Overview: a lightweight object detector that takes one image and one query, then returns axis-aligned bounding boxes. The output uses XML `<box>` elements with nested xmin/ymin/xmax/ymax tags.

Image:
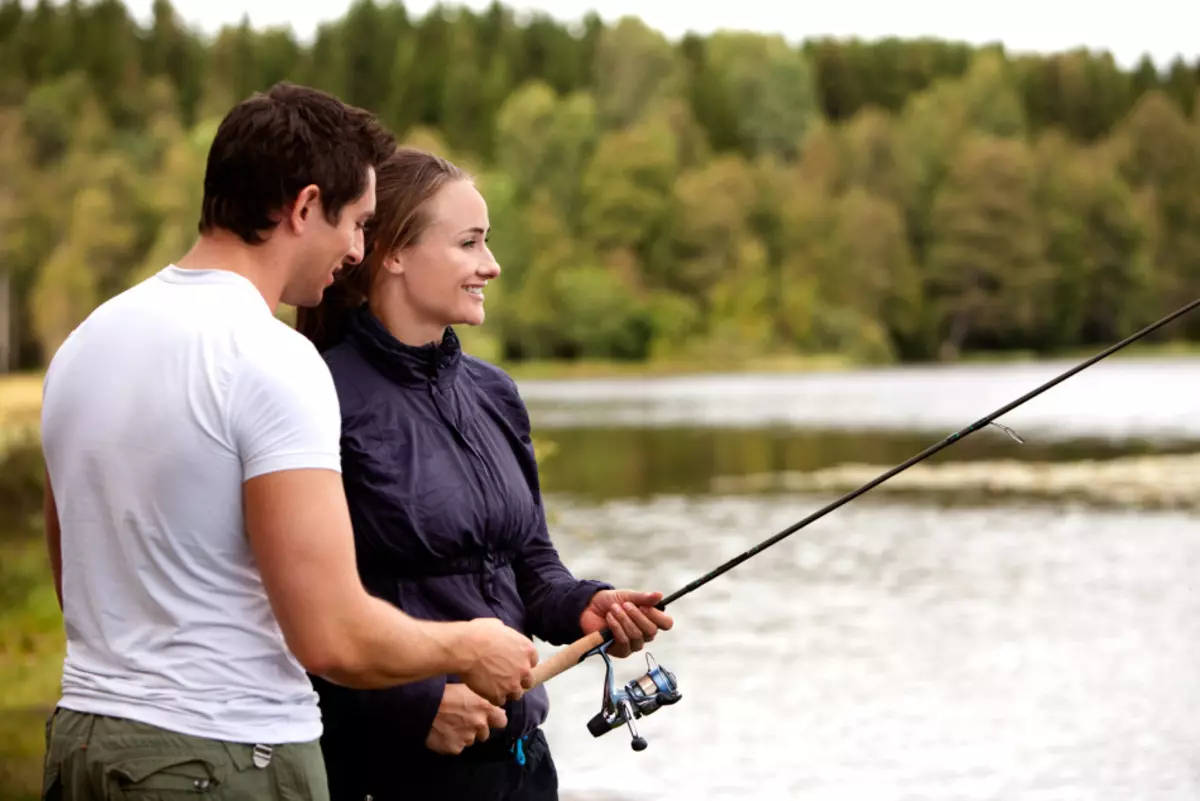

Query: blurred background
<box><xmin>2</xmin><ymin>0</ymin><xmax>1200</xmax><ymax>798</ymax></box>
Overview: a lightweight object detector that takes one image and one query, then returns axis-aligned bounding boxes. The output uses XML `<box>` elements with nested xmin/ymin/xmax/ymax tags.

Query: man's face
<box><xmin>282</xmin><ymin>168</ymin><xmax>376</xmax><ymax>308</ymax></box>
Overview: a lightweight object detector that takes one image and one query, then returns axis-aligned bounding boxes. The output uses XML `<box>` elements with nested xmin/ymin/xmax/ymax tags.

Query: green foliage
<box><xmin>1</xmin><ymin>0</ymin><xmax>1199</xmax><ymax>371</ymax></box>
<box><xmin>0</xmin><ymin>526</ymin><xmax>63</xmax><ymax>801</ymax></box>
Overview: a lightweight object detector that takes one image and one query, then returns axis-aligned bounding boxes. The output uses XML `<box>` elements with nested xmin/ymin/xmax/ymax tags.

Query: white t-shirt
<box><xmin>40</xmin><ymin>264</ymin><xmax>341</xmax><ymax>744</ymax></box>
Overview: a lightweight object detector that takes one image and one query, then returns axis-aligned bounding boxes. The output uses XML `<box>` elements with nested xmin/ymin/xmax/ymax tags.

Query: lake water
<box><xmin>512</xmin><ymin>357</ymin><xmax>1200</xmax><ymax>801</ymax></box>
<box><xmin>518</xmin><ymin>356</ymin><xmax>1200</xmax><ymax>444</ymax></box>
<box><xmin>5</xmin><ymin>356</ymin><xmax>1200</xmax><ymax>800</ymax></box>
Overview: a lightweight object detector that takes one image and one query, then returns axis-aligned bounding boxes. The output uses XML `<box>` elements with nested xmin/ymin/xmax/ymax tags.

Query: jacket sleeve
<box><xmin>515</xmin><ymin>499</ymin><xmax>613</xmax><ymax>646</ymax></box>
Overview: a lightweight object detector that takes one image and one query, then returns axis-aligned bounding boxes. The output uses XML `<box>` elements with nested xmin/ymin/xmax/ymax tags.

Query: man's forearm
<box><xmin>319</xmin><ymin>596</ymin><xmax>476</xmax><ymax>689</ymax></box>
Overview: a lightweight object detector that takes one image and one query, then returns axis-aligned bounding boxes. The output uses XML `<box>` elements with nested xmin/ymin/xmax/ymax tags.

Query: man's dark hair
<box><xmin>198</xmin><ymin>82</ymin><xmax>396</xmax><ymax>245</ymax></box>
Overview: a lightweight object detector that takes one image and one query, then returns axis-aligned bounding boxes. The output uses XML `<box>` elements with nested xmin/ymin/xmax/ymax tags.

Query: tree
<box><xmin>4</xmin><ymin>0</ymin><xmax>1200</xmax><ymax>372</ymax></box>
<box><xmin>1114</xmin><ymin>90</ymin><xmax>1200</xmax><ymax>333</ymax></box>
<box><xmin>591</xmin><ymin>16</ymin><xmax>684</xmax><ymax>131</ymax></box>
<box><xmin>926</xmin><ymin>134</ymin><xmax>1045</xmax><ymax>358</ymax></box>
<box><xmin>704</xmin><ymin>31</ymin><xmax>821</xmax><ymax>160</ymax></box>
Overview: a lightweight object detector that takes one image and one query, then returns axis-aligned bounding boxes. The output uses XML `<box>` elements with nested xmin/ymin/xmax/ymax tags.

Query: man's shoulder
<box><xmin>42</xmin><ymin>278</ymin><xmax>160</xmax><ymax>390</ymax></box>
<box><xmin>55</xmin><ymin>275</ymin><xmax>154</xmax><ymax>336</ymax></box>
<box><xmin>223</xmin><ymin>317</ymin><xmax>342</xmax><ymax>470</ymax></box>
<box><xmin>233</xmin><ymin>315</ymin><xmax>329</xmax><ymax>378</ymax></box>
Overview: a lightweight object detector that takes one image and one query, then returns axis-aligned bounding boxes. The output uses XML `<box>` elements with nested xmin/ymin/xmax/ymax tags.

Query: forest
<box><xmin>1</xmin><ymin>0</ymin><xmax>1199</xmax><ymax>370</ymax></box>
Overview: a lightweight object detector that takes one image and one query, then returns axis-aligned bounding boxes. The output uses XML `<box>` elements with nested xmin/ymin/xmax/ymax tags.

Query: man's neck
<box><xmin>175</xmin><ymin>233</ymin><xmax>288</xmax><ymax>312</ymax></box>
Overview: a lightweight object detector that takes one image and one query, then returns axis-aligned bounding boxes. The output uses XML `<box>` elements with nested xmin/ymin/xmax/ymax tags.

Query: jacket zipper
<box><xmin>428</xmin><ymin>379</ymin><xmax>502</xmax><ymax>606</ymax></box>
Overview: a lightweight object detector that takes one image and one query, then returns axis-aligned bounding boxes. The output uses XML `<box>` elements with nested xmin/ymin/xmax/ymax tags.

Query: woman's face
<box><xmin>380</xmin><ymin>179</ymin><xmax>500</xmax><ymax>338</ymax></box>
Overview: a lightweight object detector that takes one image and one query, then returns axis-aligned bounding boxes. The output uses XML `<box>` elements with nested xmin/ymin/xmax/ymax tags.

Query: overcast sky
<box><xmin>108</xmin><ymin>0</ymin><xmax>1198</xmax><ymax>70</ymax></box>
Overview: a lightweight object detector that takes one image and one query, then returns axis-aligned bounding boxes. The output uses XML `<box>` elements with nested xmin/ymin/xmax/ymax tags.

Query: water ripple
<box><xmin>541</xmin><ymin>493</ymin><xmax>1200</xmax><ymax>801</ymax></box>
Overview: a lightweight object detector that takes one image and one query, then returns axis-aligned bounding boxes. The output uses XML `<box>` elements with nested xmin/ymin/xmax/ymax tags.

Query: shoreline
<box><xmin>710</xmin><ymin>451</ymin><xmax>1200</xmax><ymax>510</ymax></box>
<box><xmin>503</xmin><ymin>340</ymin><xmax>1200</xmax><ymax>381</ymax></box>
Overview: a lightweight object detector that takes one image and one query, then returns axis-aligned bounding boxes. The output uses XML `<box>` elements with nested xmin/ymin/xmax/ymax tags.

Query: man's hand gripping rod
<box><xmin>526</xmin><ymin>295</ymin><xmax>1200</xmax><ymax>751</ymax></box>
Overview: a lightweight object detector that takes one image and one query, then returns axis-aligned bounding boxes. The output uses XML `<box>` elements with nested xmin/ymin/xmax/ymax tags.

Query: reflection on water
<box><xmin>533</xmin><ymin>425</ymin><xmax>1193</xmax><ymax>502</ymax></box>
<box><xmin>541</xmin><ymin>493</ymin><xmax>1200</xmax><ymax>801</ymax></box>
<box><xmin>518</xmin><ymin>357</ymin><xmax>1200</xmax><ymax>444</ymax></box>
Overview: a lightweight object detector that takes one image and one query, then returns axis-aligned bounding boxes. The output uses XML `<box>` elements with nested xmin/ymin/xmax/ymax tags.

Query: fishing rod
<box><xmin>527</xmin><ymin>294</ymin><xmax>1200</xmax><ymax>750</ymax></box>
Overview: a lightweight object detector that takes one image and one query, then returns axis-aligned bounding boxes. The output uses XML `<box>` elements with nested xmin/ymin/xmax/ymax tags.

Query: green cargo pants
<box><xmin>41</xmin><ymin>707</ymin><xmax>330</xmax><ymax>800</ymax></box>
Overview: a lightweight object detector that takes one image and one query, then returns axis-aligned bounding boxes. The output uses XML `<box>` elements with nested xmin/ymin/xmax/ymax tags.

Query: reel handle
<box><xmin>528</xmin><ymin>629</ymin><xmax>608</xmax><ymax>690</ymax></box>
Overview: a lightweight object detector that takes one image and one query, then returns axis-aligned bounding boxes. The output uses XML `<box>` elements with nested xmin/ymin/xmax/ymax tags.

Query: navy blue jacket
<box><xmin>310</xmin><ymin>305</ymin><xmax>611</xmax><ymax>773</ymax></box>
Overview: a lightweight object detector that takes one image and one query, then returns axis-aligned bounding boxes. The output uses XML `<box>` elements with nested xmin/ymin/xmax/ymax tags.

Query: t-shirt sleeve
<box><xmin>227</xmin><ymin>333</ymin><xmax>343</xmax><ymax>481</ymax></box>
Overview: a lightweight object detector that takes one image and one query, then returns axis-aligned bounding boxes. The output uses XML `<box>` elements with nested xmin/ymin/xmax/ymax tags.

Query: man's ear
<box><xmin>287</xmin><ymin>184</ymin><xmax>322</xmax><ymax>233</ymax></box>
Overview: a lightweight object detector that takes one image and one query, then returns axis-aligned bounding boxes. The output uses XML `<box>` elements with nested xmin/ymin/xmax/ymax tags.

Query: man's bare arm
<box><xmin>243</xmin><ymin>467</ymin><xmax>538</xmax><ymax>701</ymax></box>
<box><xmin>43</xmin><ymin>469</ymin><xmax>63</xmax><ymax>611</ymax></box>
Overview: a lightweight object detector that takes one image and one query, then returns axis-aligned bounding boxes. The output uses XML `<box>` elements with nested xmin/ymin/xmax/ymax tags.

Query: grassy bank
<box><xmin>0</xmin><ymin>375</ymin><xmax>40</xmax><ymax>425</ymax></box>
<box><xmin>955</xmin><ymin>339</ymin><xmax>1200</xmax><ymax>365</ymax></box>
<box><xmin>0</xmin><ymin>536</ymin><xmax>61</xmax><ymax>707</ymax></box>
<box><xmin>0</xmin><ymin>372</ymin><xmax>56</xmax><ymax>799</ymax></box>
<box><xmin>501</xmin><ymin>352</ymin><xmax>854</xmax><ymax>380</ymax></box>
<box><xmin>0</xmin><ymin>530</ymin><xmax>60</xmax><ymax>800</ymax></box>
<box><xmin>0</xmin><ymin>375</ymin><xmax>41</xmax><ymax>461</ymax></box>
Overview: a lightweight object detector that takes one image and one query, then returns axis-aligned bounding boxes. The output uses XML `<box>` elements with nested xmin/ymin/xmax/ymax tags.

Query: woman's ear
<box><xmin>382</xmin><ymin>251</ymin><xmax>404</xmax><ymax>276</ymax></box>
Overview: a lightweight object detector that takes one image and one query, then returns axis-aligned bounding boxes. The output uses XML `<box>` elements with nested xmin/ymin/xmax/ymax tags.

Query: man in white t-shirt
<box><xmin>38</xmin><ymin>82</ymin><xmax>539</xmax><ymax>801</ymax></box>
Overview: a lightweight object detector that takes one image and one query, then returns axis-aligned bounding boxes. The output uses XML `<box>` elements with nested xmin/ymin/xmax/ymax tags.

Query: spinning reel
<box><xmin>584</xmin><ymin>639</ymin><xmax>682</xmax><ymax>751</ymax></box>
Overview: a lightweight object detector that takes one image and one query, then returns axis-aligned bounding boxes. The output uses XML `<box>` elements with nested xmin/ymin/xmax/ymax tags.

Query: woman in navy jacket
<box><xmin>295</xmin><ymin>147</ymin><xmax>674</xmax><ymax>801</ymax></box>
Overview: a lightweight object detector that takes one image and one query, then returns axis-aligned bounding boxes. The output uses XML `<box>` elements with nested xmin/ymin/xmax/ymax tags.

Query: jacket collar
<box><xmin>344</xmin><ymin>303</ymin><xmax>462</xmax><ymax>386</ymax></box>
